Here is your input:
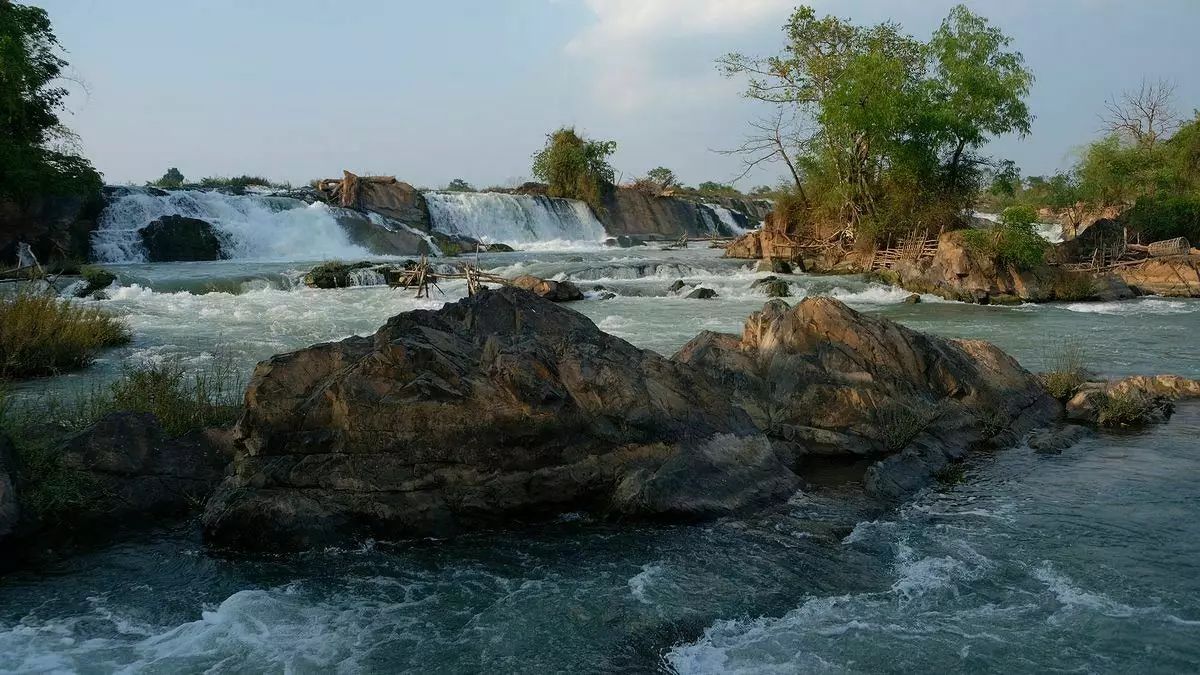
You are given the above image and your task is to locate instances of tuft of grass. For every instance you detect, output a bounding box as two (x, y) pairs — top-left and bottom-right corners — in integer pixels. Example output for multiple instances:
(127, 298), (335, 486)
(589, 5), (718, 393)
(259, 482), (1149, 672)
(976, 408), (1009, 440)
(1, 356), (245, 517)
(1051, 271), (1095, 302)
(876, 396), (945, 451)
(1039, 340), (1088, 401)
(0, 290), (131, 380)
(933, 462), (967, 486)
(1097, 389), (1165, 429)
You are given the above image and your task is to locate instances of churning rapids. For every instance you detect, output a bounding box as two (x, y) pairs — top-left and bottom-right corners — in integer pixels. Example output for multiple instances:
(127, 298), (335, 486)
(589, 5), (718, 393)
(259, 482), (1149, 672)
(3, 245), (1199, 673)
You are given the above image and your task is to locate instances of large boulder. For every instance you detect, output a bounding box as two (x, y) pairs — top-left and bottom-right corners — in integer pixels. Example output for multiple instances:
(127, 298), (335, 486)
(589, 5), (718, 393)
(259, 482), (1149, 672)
(0, 192), (105, 269)
(140, 215), (223, 262)
(510, 275), (584, 302)
(59, 413), (230, 522)
(675, 296), (1059, 499)
(332, 209), (430, 257)
(202, 287), (791, 551)
(1113, 258), (1200, 297)
(321, 171), (431, 230)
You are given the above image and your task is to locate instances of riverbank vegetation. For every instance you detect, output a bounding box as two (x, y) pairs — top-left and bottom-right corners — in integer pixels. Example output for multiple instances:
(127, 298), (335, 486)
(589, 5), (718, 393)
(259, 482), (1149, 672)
(719, 4), (1033, 246)
(0, 291), (131, 380)
(531, 127), (617, 214)
(0, 2), (102, 200)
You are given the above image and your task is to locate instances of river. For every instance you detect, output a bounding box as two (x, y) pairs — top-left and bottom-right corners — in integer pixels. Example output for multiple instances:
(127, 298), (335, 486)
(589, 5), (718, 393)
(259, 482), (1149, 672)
(2, 245), (1198, 673)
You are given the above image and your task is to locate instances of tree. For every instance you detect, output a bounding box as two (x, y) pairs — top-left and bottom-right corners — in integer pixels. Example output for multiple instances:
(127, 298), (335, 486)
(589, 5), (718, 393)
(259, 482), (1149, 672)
(645, 167), (677, 192)
(445, 178), (474, 192)
(987, 160), (1020, 198)
(0, 1), (101, 199)
(531, 127), (616, 212)
(1102, 79), (1180, 151)
(717, 108), (809, 201)
(153, 167), (184, 188)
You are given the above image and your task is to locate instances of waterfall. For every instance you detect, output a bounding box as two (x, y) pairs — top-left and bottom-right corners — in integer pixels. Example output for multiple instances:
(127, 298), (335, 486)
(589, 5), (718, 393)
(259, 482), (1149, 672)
(424, 191), (607, 248)
(703, 204), (753, 236)
(92, 188), (375, 263)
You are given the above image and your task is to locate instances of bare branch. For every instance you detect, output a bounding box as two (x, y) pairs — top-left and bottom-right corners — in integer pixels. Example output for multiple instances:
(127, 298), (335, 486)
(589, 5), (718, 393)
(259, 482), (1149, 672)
(1101, 77), (1180, 148)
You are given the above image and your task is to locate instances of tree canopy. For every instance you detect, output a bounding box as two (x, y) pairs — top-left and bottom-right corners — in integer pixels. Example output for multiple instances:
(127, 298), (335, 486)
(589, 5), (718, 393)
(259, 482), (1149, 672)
(531, 127), (616, 212)
(0, 1), (100, 200)
(719, 4), (1033, 244)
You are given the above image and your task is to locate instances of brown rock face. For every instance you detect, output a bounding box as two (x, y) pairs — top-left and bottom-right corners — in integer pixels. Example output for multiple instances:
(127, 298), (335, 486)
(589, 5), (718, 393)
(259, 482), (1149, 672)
(320, 171), (431, 230)
(203, 289), (1058, 551)
(676, 296), (1058, 497)
(1113, 258), (1200, 297)
(203, 287), (788, 551)
(510, 275), (585, 302)
(597, 188), (769, 238)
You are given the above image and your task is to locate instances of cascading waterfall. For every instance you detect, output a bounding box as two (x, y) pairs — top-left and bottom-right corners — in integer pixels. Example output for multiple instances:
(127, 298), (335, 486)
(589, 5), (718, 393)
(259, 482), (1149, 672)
(701, 204), (753, 236)
(92, 188), (375, 263)
(424, 191), (608, 247)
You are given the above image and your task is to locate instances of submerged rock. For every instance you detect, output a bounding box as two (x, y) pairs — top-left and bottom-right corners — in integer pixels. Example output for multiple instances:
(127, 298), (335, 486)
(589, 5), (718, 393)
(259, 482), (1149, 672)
(903, 293), (921, 304)
(140, 215), (222, 262)
(1028, 425), (1092, 454)
(203, 287), (784, 550)
(668, 280), (687, 294)
(686, 287), (719, 300)
(755, 259), (792, 274)
(511, 275), (584, 302)
(751, 276), (791, 298)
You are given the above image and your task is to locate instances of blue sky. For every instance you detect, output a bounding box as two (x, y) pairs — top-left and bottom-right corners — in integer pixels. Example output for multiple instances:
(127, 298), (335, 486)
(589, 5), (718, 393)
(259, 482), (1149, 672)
(40, 0), (1200, 189)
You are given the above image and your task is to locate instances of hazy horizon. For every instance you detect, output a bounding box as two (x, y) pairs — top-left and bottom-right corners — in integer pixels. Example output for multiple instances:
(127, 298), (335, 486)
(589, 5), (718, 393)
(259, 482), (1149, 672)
(40, 0), (1200, 189)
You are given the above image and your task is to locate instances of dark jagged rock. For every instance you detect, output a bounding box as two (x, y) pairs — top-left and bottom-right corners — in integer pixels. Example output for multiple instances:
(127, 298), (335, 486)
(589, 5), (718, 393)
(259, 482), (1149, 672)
(304, 260), (374, 288)
(752, 276), (791, 298)
(511, 275), (584, 302)
(903, 294), (921, 304)
(332, 210), (430, 257)
(668, 280), (687, 294)
(675, 296), (1059, 500)
(686, 287), (719, 300)
(203, 290), (1059, 551)
(203, 287), (787, 550)
(0, 192), (105, 269)
(598, 188), (770, 239)
(486, 243), (516, 253)
(141, 215), (223, 262)
(755, 260), (792, 275)
(1028, 425), (1092, 454)
(0, 433), (18, 541)
(58, 413), (230, 522)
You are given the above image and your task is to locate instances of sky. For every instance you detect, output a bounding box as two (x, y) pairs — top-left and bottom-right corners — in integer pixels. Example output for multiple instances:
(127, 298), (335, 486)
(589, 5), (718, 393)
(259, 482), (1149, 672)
(38, 0), (1200, 190)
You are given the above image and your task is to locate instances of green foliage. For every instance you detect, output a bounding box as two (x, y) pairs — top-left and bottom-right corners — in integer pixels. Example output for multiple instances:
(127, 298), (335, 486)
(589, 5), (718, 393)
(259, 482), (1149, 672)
(645, 167), (678, 191)
(152, 167), (185, 188)
(720, 4), (1033, 244)
(1039, 341), (1088, 401)
(197, 175), (282, 190)
(988, 160), (1021, 198)
(531, 127), (616, 213)
(0, 2), (102, 200)
(0, 290), (131, 379)
(109, 361), (243, 436)
(76, 267), (117, 297)
(962, 215), (1049, 272)
(696, 181), (740, 197)
(304, 260), (372, 289)
(445, 178), (474, 192)
(1050, 270), (1096, 301)
(1125, 194), (1200, 243)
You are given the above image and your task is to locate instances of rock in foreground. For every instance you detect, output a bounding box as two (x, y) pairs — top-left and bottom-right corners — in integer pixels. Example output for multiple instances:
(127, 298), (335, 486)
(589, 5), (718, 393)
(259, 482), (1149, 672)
(203, 287), (783, 550)
(204, 288), (1058, 551)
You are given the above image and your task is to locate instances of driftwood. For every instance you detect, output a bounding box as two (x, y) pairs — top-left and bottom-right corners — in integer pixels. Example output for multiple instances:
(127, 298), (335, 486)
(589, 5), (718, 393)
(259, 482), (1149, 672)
(389, 257), (513, 298)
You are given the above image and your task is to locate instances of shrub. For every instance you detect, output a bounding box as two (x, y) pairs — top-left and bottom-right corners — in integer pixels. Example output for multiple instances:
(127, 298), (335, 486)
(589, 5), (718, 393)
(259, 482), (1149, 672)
(976, 408), (1009, 440)
(1125, 194), (1200, 244)
(875, 396), (945, 451)
(0, 291), (131, 379)
(109, 361), (243, 435)
(76, 267), (117, 297)
(961, 206), (1051, 272)
(1039, 340), (1088, 400)
(1050, 270), (1095, 301)
(1097, 389), (1161, 428)
(531, 127), (617, 214)
(197, 175), (284, 190)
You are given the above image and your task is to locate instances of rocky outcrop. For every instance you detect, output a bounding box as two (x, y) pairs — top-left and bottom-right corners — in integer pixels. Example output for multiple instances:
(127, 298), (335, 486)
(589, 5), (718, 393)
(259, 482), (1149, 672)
(1112, 257), (1200, 297)
(58, 413), (230, 521)
(885, 231), (1135, 304)
(510, 275), (584, 302)
(318, 171), (431, 231)
(203, 287), (782, 550)
(598, 188), (766, 238)
(0, 433), (18, 541)
(675, 297), (1059, 499)
(331, 209), (431, 256)
(140, 215), (223, 262)
(0, 192), (106, 268)
(203, 288), (1057, 550)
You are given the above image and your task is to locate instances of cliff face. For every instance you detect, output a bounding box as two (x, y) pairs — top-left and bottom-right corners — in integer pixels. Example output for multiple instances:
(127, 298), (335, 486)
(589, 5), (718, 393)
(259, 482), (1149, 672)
(597, 188), (770, 238)
(0, 193), (106, 268)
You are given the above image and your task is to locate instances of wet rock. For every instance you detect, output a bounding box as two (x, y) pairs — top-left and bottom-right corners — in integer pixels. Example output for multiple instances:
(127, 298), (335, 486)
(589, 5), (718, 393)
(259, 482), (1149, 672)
(0, 433), (18, 541)
(755, 259), (792, 275)
(141, 215), (222, 262)
(686, 287), (719, 300)
(751, 276), (790, 298)
(1065, 388), (1106, 424)
(74, 268), (117, 298)
(510, 275), (584, 302)
(903, 294), (921, 304)
(304, 261), (373, 289)
(59, 413), (230, 523)
(1092, 275), (1136, 301)
(1114, 258), (1200, 298)
(1028, 425), (1092, 454)
(668, 280), (687, 294)
(599, 292), (617, 301)
(203, 287), (782, 551)
(486, 243), (516, 253)
(333, 210), (430, 257)
(318, 172), (431, 230)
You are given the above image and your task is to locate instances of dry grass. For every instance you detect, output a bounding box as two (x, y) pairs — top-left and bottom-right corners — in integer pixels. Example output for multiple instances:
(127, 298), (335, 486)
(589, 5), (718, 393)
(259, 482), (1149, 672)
(0, 290), (131, 379)
(1039, 340), (1088, 401)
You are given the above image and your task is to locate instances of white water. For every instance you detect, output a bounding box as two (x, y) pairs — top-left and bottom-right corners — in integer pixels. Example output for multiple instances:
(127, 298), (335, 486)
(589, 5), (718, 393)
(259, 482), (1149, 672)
(972, 211), (1063, 243)
(92, 189), (374, 263)
(704, 204), (753, 236)
(424, 191), (608, 247)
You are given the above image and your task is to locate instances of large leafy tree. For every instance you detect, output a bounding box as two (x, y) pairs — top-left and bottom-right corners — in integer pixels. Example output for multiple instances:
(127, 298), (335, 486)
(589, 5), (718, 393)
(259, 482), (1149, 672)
(531, 127), (616, 213)
(720, 4), (1033, 242)
(0, 1), (100, 200)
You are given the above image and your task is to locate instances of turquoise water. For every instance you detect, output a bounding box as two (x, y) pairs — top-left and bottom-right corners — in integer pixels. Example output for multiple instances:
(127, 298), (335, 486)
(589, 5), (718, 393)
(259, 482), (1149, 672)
(2, 248), (1198, 673)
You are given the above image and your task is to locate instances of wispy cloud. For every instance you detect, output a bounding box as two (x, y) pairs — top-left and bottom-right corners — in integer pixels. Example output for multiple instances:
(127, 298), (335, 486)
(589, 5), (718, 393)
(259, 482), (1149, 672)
(565, 0), (795, 112)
